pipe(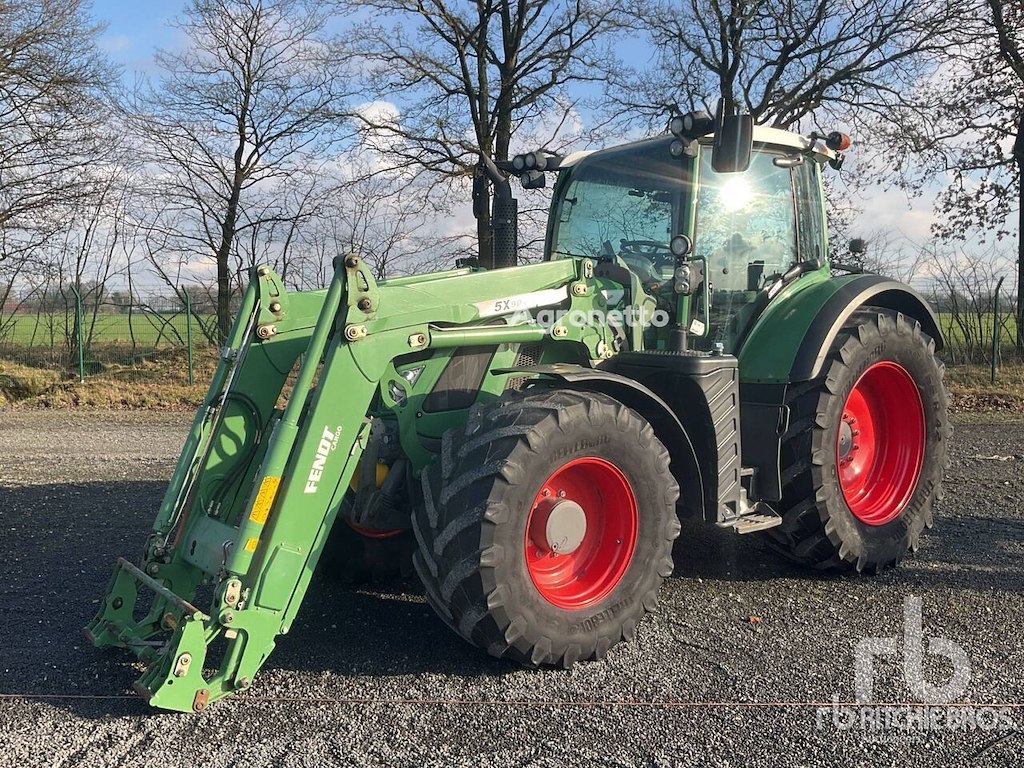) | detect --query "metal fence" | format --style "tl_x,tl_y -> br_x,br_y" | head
0,287 -> 212,385
2,282 -> 1022,389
